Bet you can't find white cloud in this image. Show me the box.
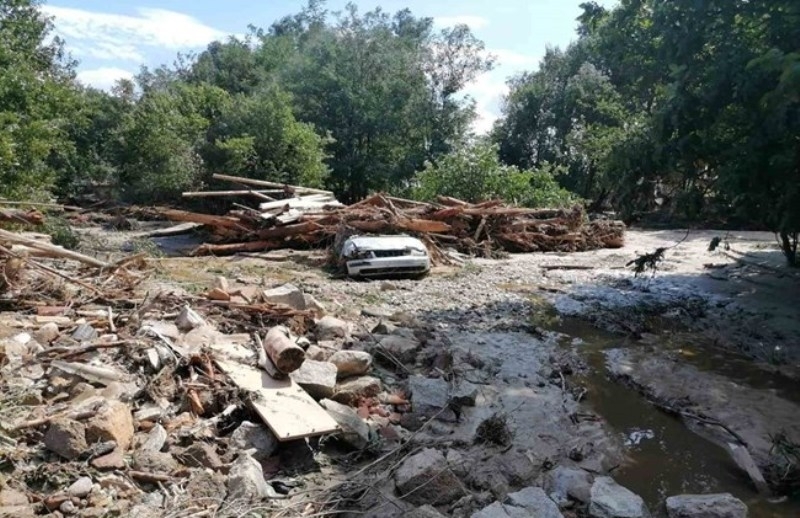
[462,71,509,134]
[42,6,229,63]
[434,15,489,30]
[77,67,135,91]
[488,49,539,68]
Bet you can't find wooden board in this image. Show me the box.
[215,358,340,441]
[204,335,339,441]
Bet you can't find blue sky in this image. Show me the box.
[43,0,616,133]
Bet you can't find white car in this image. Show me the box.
[340,235,431,278]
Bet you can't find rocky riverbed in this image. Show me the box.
[2,224,798,517]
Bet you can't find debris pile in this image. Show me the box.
[164,174,625,259]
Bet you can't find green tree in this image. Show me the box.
[0,0,77,199]
[412,141,576,208]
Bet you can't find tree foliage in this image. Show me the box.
[412,142,577,208]
[493,0,800,265]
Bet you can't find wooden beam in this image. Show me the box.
[212,173,333,196]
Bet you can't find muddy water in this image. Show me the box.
[552,318,800,518]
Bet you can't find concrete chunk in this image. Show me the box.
[263,284,306,310]
[320,398,371,449]
[329,350,373,378]
[394,448,465,506]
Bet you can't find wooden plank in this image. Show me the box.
[0,229,110,268]
[212,173,334,196]
[215,359,339,441]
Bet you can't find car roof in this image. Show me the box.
[344,235,425,249]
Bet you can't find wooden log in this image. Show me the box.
[160,209,249,231]
[396,218,452,233]
[0,208,45,225]
[147,222,202,238]
[256,221,319,240]
[263,326,305,374]
[212,173,333,196]
[182,189,282,198]
[191,240,281,256]
[0,229,109,268]
[437,196,469,206]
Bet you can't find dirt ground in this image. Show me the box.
[3,222,799,517]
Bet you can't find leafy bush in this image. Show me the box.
[411,142,578,207]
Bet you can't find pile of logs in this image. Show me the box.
[164,174,626,259]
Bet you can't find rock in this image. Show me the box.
[407,375,449,419]
[176,306,205,332]
[186,470,226,501]
[263,284,306,310]
[139,423,167,452]
[332,376,382,405]
[408,505,448,517]
[305,345,332,361]
[90,448,126,470]
[316,316,350,340]
[304,294,326,315]
[363,307,395,320]
[133,450,178,473]
[505,487,563,518]
[0,489,28,506]
[371,320,397,334]
[394,448,465,506]
[589,477,650,518]
[44,418,88,460]
[60,500,78,515]
[85,401,134,451]
[665,494,747,518]
[134,405,164,423]
[206,287,230,301]
[0,506,34,518]
[451,381,479,407]
[34,322,60,344]
[178,442,223,470]
[375,335,421,364]
[289,360,338,399]
[72,323,98,342]
[545,466,593,504]
[471,501,529,518]
[227,453,272,502]
[229,421,278,461]
[320,399,371,449]
[329,350,373,378]
[68,476,94,498]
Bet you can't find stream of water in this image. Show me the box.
[553,318,800,517]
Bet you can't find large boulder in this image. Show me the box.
[394,448,465,506]
[589,477,650,518]
[665,494,747,518]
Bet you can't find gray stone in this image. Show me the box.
[320,399,371,449]
[394,448,465,506]
[33,322,60,344]
[59,500,77,515]
[329,350,373,378]
[304,294,326,315]
[263,284,307,310]
[589,477,650,518]
[133,450,178,473]
[332,376,382,405]
[408,375,449,419]
[229,421,278,461]
[451,381,479,407]
[44,418,88,460]
[471,501,529,518]
[305,345,332,361]
[665,494,747,518]
[546,466,593,504]
[375,335,421,364]
[176,306,206,331]
[371,319,397,334]
[316,316,350,340]
[227,453,271,502]
[67,476,94,498]
[290,360,337,399]
[139,423,167,452]
[408,504,448,517]
[72,323,98,342]
[179,442,223,470]
[505,487,563,518]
